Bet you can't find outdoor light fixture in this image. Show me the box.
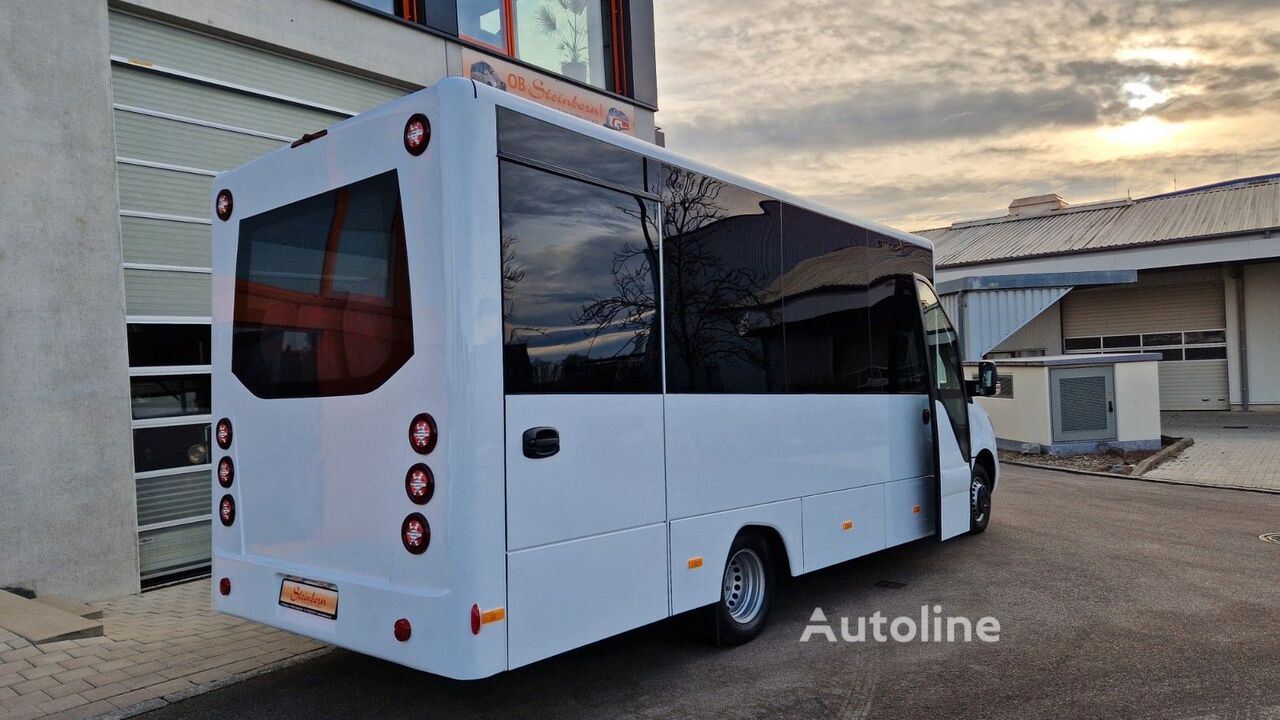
[217,457,234,488]
[215,189,233,221]
[401,513,430,554]
[408,413,437,455]
[405,464,435,505]
[404,113,430,156]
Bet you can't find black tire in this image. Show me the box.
[715,531,775,646]
[969,464,993,534]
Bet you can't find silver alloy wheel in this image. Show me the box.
[722,548,766,624]
[971,477,991,525]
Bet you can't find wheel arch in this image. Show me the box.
[974,448,998,493]
[735,523,795,579]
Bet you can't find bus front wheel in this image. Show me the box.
[715,531,775,646]
[969,465,993,534]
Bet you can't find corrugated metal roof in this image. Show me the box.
[919,177,1280,268]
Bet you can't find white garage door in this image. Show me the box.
[1061,273,1229,411]
[109,10,411,581]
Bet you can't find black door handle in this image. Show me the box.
[522,427,559,459]
[922,408,932,425]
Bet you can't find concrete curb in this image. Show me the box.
[1002,458,1280,495]
[1132,437,1194,476]
[101,646,333,720]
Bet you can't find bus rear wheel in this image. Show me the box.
[715,531,775,646]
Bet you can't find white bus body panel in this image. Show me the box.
[668,501,802,615]
[212,82,510,679]
[801,485,887,572]
[507,523,668,668]
[665,394,932,520]
[936,398,974,540]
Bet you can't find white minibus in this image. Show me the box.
[210,78,1000,679]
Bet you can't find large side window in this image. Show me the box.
[232,170,413,399]
[778,204,871,393]
[867,276,930,394]
[661,166,783,393]
[916,279,970,458]
[500,161,661,393]
[497,107,645,190]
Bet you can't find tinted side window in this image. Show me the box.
[867,231,932,283]
[779,205,871,393]
[127,324,211,367]
[868,276,930,394]
[661,166,783,393]
[233,170,413,399]
[497,107,645,192]
[500,161,661,393]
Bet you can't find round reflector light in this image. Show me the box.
[405,464,435,505]
[401,513,430,554]
[470,604,481,635]
[219,577,231,596]
[216,418,233,450]
[217,457,235,488]
[215,189,233,221]
[408,413,437,455]
[219,494,236,526]
[404,114,431,156]
[394,618,412,642]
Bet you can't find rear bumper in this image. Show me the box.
[211,553,505,679]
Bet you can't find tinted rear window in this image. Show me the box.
[232,171,413,398]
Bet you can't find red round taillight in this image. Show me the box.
[401,513,429,554]
[408,414,437,455]
[215,189,233,221]
[393,618,412,642]
[405,464,435,505]
[216,418,233,450]
[219,494,236,526]
[470,604,481,635]
[404,114,430,156]
[219,577,231,596]
[217,457,234,488]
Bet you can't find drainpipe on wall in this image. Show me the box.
[1232,262,1250,411]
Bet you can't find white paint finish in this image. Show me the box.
[884,476,935,546]
[664,394,931,519]
[505,395,666,550]
[213,81,509,679]
[1114,362,1162,441]
[668,501,802,615]
[967,402,1000,491]
[801,485,887,572]
[506,523,668,669]
[935,399,972,540]
[1244,262,1280,405]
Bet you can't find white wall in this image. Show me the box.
[974,366,1053,446]
[1244,262,1280,407]
[1115,361,1162,442]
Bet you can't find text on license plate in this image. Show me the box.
[278,577,338,619]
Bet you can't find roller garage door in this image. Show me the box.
[109,11,411,581]
[1061,271,1229,411]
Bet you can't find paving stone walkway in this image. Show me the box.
[0,579,327,720]
[1148,411,1280,492]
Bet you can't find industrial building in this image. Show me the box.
[921,174,1280,416]
[1,0,658,600]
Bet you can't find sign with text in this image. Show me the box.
[462,50,637,136]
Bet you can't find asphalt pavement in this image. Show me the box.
[141,465,1280,719]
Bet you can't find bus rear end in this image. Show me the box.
[209,81,508,679]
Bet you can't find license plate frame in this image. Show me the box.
[278,577,339,620]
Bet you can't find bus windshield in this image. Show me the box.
[231,170,413,399]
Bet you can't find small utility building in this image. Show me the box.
[919,174,1280,412]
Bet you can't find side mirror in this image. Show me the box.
[975,361,998,397]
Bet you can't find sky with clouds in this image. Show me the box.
[652,0,1280,231]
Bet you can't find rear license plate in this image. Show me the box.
[278,577,338,619]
